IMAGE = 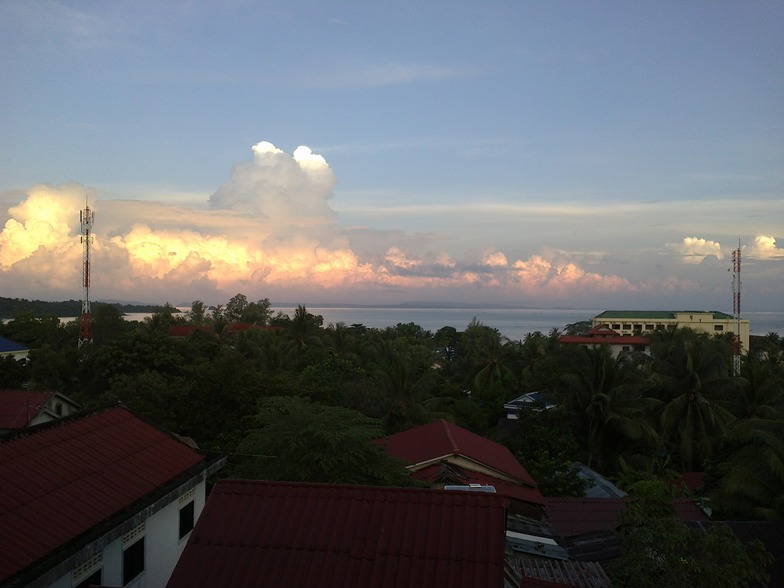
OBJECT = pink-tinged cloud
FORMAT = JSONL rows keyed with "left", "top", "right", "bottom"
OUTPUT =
{"left": 3, "top": 141, "right": 775, "bottom": 308}
{"left": 510, "top": 254, "right": 635, "bottom": 298}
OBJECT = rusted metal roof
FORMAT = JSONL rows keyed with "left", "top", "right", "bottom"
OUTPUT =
{"left": 379, "top": 420, "right": 538, "bottom": 487}
{"left": 0, "top": 406, "right": 207, "bottom": 584}
{"left": 167, "top": 479, "right": 510, "bottom": 588}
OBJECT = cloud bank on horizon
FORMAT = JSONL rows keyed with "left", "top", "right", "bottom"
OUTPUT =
{"left": 1, "top": 141, "right": 781, "bottom": 310}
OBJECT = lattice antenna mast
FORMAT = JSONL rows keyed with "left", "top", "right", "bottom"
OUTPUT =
{"left": 78, "top": 201, "right": 95, "bottom": 347}
{"left": 732, "top": 240, "right": 741, "bottom": 376}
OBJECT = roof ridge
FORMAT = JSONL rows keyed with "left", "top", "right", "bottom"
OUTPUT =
{"left": 440, "top": 419, "right": 459, "bottom": 455}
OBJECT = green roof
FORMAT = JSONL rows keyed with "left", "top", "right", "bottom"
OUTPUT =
{"left": 594, "top": 310, "right": 734, "bottom": 320}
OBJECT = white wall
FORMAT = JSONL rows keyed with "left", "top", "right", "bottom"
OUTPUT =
{"left": 43, "top": 480, "right": 206, "bottom": 588}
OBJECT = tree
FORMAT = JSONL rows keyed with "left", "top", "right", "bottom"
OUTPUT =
{"left": 504, "top": 405, "right": 587, "bottom": 497}
{"left": 607, "top": 481, "right": 772, "bottom": 588}
{"left": 650, "top": 329, "right": 739, "bottom": 471}
{"left": 225, "top": 293, "right": 249, "bottom": 323}
{"left": 709, "top": 418, "right": 784, "bottom": 521}
{"left": 561, "top": 345, "right": 659, "bottom": 471}
{"left": 232, "top": 396, "right": 415, "bottom": 486}
{"left": 0, "top": 355, "right": 29, "bottom": 388}
{"left": 188, "top": 300, "right": 208, "bottom": 326}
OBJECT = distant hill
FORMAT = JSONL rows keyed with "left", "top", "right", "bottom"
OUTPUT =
{"left": 0, "top": 297, "right": 174, "bottom": 319}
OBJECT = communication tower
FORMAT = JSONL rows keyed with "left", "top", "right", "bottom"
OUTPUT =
{"left": 78, "top": 201, "right": 95, "bottom": 347}
{"left": 732, "top": 241, "right": 741, "bottom": 376}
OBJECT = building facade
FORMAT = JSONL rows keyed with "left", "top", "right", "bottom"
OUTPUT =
{"left": 591, "top": 310, "right": 749, "bottom": 353}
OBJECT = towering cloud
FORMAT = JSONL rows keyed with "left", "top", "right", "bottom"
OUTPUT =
{"left": 3, "top": 140, "right": 748, "bottom": 307}
{"left": 209, "top": 141, "right": 337, "bottom": 224}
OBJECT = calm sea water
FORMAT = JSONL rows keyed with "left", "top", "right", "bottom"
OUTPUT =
{"left": 264, "top": 306, "right": 784, "bottom": 340}
{"left": 105, "top": 307, "right": 783, "bottom": 340}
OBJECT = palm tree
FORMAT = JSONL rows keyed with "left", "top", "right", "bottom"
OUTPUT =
{"left": 649, "top": 328, "right": 739, "bottom": 471}
{"left": 561, "top": 345, "right": 659, "bottom": 471}
{"left": 710, "top": 418, "right": 784, "bottom": 521}
{"left": 372, "top": 338, "right": 448, "bottom": 433}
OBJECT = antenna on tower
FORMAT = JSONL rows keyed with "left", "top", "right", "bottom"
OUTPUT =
{"left": 78, "top": 198, "right": 95, "bottom": 347}
{"left": 732, "top": 240, "right": 741, "bottom": 376}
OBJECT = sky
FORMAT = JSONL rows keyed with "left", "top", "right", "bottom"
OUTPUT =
{"left": 1, "top": 0, "right": 782, "bottom": 311}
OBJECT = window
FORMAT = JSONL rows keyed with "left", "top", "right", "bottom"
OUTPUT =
{"left": 179, "top": 500, "right": 195, "bottom": 539}
{"left": 123, "top": 537, "right": 144, "bottom": 585}
{"left": 611, "top": 323, "right": 621, "bottom": 330}
{"left": 74, "top": 569, "right": 101, "bottom": 588}
{"left": 645, "top": 324, "right": 654, "bottom": 331}
{"left": 714, "top": 325, "right": 724, "bottom": 332}
{"left": 622, "top": 324, "right": 631, "bottom": 330}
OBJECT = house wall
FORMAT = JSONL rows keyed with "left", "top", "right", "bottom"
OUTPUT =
{"left": 40, "top": 480, "right": 206, "bottom": 588}
{"left": 591, "top": 312, "right": 750, "bottom": 353}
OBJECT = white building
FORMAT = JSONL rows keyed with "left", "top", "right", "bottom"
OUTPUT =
{"left": 0, "top": 406, "right": 225, "bottom": 588}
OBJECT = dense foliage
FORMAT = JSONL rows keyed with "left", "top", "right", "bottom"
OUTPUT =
{"left": 607, "top": 481, "right": 772, "bottom": 587}
{"left": 2, "top": 295, "right": 783, "bottom": 524}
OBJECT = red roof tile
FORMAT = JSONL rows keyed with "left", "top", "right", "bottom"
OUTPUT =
{"left": 167, "top": 479, "right": 510, "bottom": 588}
{"left": 544, "top": 497, "right": 708, "bottom": 537}
{"left": 0, "top": 407, "right": 206, "bottom": 583}
{"left": 0, "top": 390, "right": 53, "bottom": 429}
{"left": 379, "top": 420, "right": 537, "bottom": 487}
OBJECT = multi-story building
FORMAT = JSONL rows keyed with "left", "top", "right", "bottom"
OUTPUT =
{"left": 591, "top": 310, "right": 749, "bottom": 353}
{"left": 0, "top": 406, "right": 225, "bottom": 588}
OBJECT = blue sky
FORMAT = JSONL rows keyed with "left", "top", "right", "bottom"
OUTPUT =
{"left": 1, "top": 1, "right": 782, "bottom": 311}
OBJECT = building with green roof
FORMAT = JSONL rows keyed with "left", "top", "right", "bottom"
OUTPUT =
{"left": 591, "top": 310, "right": 749, "bottom": 353}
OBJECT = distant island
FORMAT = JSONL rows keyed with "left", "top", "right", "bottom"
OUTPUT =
{"left": 0, "top": 297, "right": 175, "bottom": 320}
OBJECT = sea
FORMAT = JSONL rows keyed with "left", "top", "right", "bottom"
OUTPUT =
{"left": 118, "top": 306, "right": 784, "bottom": 341}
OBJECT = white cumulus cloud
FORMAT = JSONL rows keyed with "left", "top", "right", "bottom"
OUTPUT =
{"left": 666, "top": 237, "right": 724, "bottom": 264}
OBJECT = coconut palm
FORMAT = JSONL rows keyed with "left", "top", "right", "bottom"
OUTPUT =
{"left": 649, "top": 329, "right": 739, "bottom": 471}
{"left": 710, "top": 418, "right": 784, "bottom": 521}
{"left": 561, "top": 345, "right": 660, "bottom": 471}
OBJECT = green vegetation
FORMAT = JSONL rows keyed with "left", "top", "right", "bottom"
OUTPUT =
{"left": 2, "top": 295, "right": 783, "bottom": 581}
{"left": 0, "top": 296, "right": 172, "bottom": 320}
{"left": 2, "top": 296, "right": 782, "bottom": 511}
{"left": 607, "top": 481, "right": 772, "bottom": 587}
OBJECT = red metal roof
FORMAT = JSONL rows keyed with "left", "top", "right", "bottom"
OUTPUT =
{"left": 412, "top": 463, "right": 546, "bottom": 506}
{"left": 167, "top": 479, "right": 510, "bottom": 588}
{"left": 544, "top": 497, "right": 708, "bottom": 537}
{"left": 0, "top": 390, "right": 53, "bottom": 429}
{"left": 0, "top": 407, "right": 206, "bottom": 583}
{"left": 379, "top": 420, "right": 538, "bottom": 487}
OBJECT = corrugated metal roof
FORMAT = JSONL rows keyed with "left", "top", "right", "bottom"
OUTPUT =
{"left": 0, "top": 390, "right": 52, "bottom": 429}
{"left": 0, "top": 406, "right": 206, "bottom": 583}
{"left": 545, "top": 497, "right": 708, "bottom": 537}
{"left": 379, "top": 420, "right": 538, "bottom": 487}
{"left": 167, "top": 479, "right": 510, "bottom": 588}
{"left": 412, "top": 463, "right": 546, "bottom": 506}
{"left": 513, "top": 559, "right": 613, "bottom": 588}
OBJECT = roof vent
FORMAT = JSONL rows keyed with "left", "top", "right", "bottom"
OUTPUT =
{"left": 443, "top": 484, "right": 496, "bottom": 493}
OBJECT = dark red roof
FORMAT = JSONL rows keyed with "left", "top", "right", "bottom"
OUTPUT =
{"left": 0, "top": 390, "right": 53, "bottom": 429}
{"left": 544, "top": 497, "right": 708, "bottom": 537}
{"left": 412, "top": 463, "right": 546, "bottom": 506}
{"left": 379, "top": 420, "right": 538, "bottom": 487}
{"left": 167, "top": 479, "right": 510, "bottom": 588}
{"left": 0, "top": 407, "right": 206, "bottom": 583}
